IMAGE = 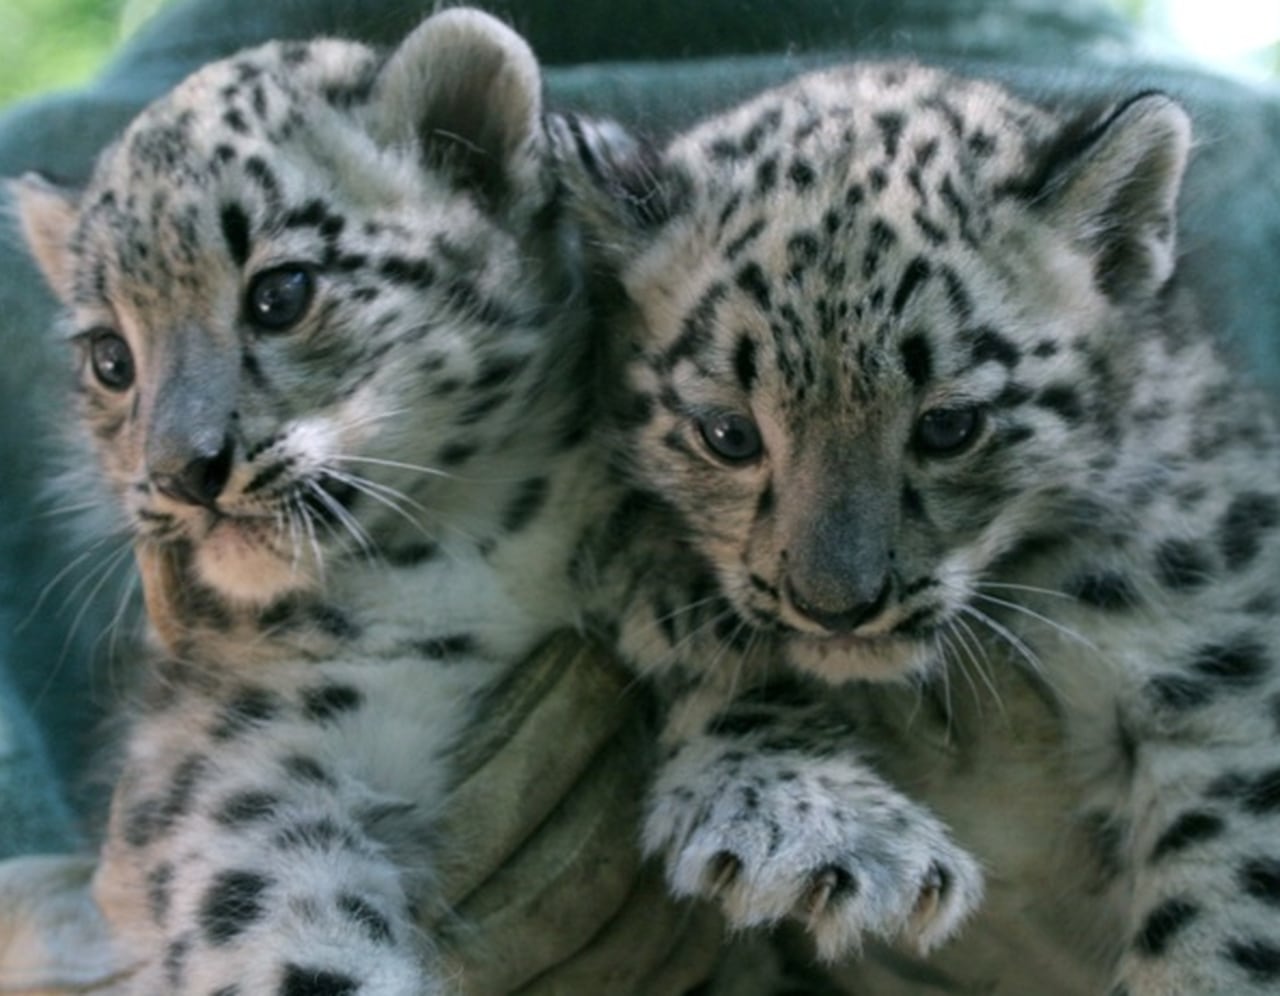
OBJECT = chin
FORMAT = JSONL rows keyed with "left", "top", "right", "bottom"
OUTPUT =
{"left": 783, "top": 631, "right": 934, "bottom": 684}
{"left": 193, "top": 519, "right": 320, "bottom": 605}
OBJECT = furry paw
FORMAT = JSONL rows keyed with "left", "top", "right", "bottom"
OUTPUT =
{"left": 643, "top": 744, "right": 983, "bottom": 959}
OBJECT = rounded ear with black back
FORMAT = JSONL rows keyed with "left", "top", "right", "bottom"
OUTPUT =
{"left": 369, "top": 8, "right": 549, "bottom": 217}
{"left": 1034, "top": 92, "right": 1191, "bottom": 301}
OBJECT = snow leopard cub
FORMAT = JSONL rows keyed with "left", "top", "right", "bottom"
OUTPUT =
{"left": 14, "top": 10, "right": 608, "bottom": 994}
{"left": 562, "top": 63, "right": 1280, "bottom": 993}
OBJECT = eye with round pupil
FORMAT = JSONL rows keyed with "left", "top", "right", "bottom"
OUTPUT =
{"left": 88, "top": 330, "right": 135, "bottom": 392}
{"left": 698, "top": 412, "right": 763, "bottom": 463}
{"left": 246, "top": 265, "right": 314, "bottom": 331}
{"left": 914, "top": 405, "right": 984, "bottom": 456}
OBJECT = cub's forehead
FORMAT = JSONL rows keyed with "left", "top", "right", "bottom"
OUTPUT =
{"left": 668, "top": 61, "right": 1053, "bottom": 192}
{"left": 92, "top": 38, "right": 378, "bottom": 196}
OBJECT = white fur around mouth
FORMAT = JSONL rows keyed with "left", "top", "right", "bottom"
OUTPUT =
{"left": 194, "top": 516, "right": 318, "bottom": 605}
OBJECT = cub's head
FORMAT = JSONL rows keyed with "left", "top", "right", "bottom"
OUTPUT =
{"left": 16, "top": 10, "right": 580, "bottom": 609}
{"left": 563, "top": 65, "right": 1190, "bottom": 682}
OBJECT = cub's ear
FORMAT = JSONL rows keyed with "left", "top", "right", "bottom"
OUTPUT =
{"left": 9, "top": 172, "right": 80, "bottom": 303}
{"left": 549, "top": 112, "right": 685, "bottom": 264}
{"left": 1036, "top": 92, "right": 1191, "bottom": 301}
{"left": 371, "top": 7, "right": 547, "bottom": 211}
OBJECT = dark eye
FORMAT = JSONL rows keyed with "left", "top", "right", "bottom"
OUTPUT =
{"left": 698, "top": 412, "right": 763, "bottom": 464}
{"left": 87, "top": 329, "right": 135, "bottom": 392}
{"left": 914, "top": 405, "right": 985, "bottom": 457}
{"left": 246, "top": 265, "right": 314, "bottom": 331}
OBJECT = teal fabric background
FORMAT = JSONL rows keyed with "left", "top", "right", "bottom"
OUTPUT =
{"left": 0, "top": 0, "right": 1276, "bottom": 858}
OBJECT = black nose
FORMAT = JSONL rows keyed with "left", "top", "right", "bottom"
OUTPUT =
{"left": 152, "top": 435, "right": 235, "bottom": 508}
{"left": 787, "top": 575, "right": 891, "bottom": 634}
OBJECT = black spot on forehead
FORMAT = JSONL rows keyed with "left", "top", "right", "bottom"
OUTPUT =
{"left": 899, "top": 332, "right": 933, "bottom": 388}
{"left": 220, "top": 203, "right": 251, "bottom": 268}
{"left": 734, "top": 334, "right": 758, "bottom": 391}
{"left": 891, "top": 256, "right": 931, "bottom": 316}
{"left": 874, "top": 111, "right": 905, "bottom": 158}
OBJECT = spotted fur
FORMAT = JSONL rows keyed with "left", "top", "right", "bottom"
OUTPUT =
{"left": 14, "top": 11, "right": 609, "bottom": 994}
{"left": 560, "top": 63, "right": 1280, "bottom": 993}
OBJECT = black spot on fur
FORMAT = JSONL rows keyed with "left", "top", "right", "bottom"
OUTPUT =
{"left": 1133, "top": 897, "right": 1199, "bottom": 956}
{"left": 755, "top": 156, "right": 778, "bottom": 194}
{"left": 199, "top": 869, "right": 271, "bottom": 945}
{"left": 379, "top": 255, "right": 435, "bottom": 289}
{"left": 282, "top": 755, "right": 336, "bottom": 787}
{"left": 302, "top": 684, "right": 364, "bottom": 723}
{"left": 899, "top": 332, "right": 933, "bottom": 387}
{"left": 280, "top": 964, "right": 360, "bottom": 996}
{"left": 502, "top": 477, "right": 549, "bottom": 534}
{"left": 439, "top": 442, "right": 478, "bottom": 467}
{"left": 734, "top": 334, "right": 758, "bottom": 391}
{"left": 1154, "top": 539, "right": 1212, "bottom": 591}
{"left": 1036, "top": 384, "right": 1085, "bottom": 423}
{"left": 891, "top": 256, "right": 931, "bottom": 316}
{"left": 1067, "top": 571, "right": 1139, "bottom": 611}
{"left": 146, "top": 862, "right": 174, "bottom": 925}
{"left": 220, "top": 203, "right": 251, "bottom": 267}
{"left": 1219, "top": 492, "right": 1279, "bottom": 571}
{"left": 1191, "top": 635, "right": 1269, "bottom": 687}
{"left": 1209, "top": 767, "right": 1280, "bottom": 814}
{"left": 1147, "top": 674, "right": 1213, "bottom": 711}
{"left": 874, "top": 112, "right": 905, "bottom": 158}
{"left": 211, "top": 686, "right": 283, "bottom": 741}
{"left": 1149, "top": 810, "right": 1225, "bottom": 863}
{"left": 970, "top": 327, "right": 1020, "bottom": 368}
{"left": 735, "top": 262, "right": 772, "bottom": 311}
{"left": 309, "top": 603, "right": 360, "bottom": 641}
{"left": 243, "top": 155, "right": 281, "bottom": 207}
{"left": 222, "top": 108, "right": 249, "bottom": 134}
{"left": 862, "top": 218, "right": 896, "bottom": 278}
{"left": 724, "top": 218, "right": 766, "bottom": 261}
{"left": 413, "top": 634, "right": 476, "bottom": 660}
{"left": 787, "top": 158, "right": 816, "bottom": 189}
{"left": 337, "top": 894, "right": 393, "bottom": 945}
{"left": 216, "top": 790, "right": 281, "bottom": 826}
{"left": 1225, "top": 939, "right": 1280, "bottom": 983}
{"left": 664, "top": 281, "right": 728, "bottom": 370}
{"left": 1240, "top": 858, "right": 1280, "bottom": 907}
{"left": 164, "top": 935, "right": 190, "bottom": 988}
{"left": 123, "top": 755, "right": 210, "bottom": 848}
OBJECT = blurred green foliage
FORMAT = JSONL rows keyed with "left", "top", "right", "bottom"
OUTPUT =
{"left": 0, "top": 0, "right": 171, "bottom": 107}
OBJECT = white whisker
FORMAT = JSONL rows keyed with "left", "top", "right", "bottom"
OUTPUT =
{"left": 971, "top": 592, "right": 1098, "bottom": 652}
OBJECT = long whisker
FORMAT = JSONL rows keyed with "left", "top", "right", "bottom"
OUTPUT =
{"left": 38, "top": 538, "right": 135, "bottom": 708}
{"left": 958, "top": 604, "right": 1057, "bottom": 695}
{"left": 304, "top": 479, "right": 378, "bottom": 563}
{"left": 321, "top": 470, "right": 437, "bottom": 543}
{"left": 331, "top": 454, "right": 458, "bottom": 481}
{"left": 971, "top": 592, "right": 1098, "bottom": 652}
{"left": 950, "top": 617, "right": 1005, "bottom": 714}
{"left": 974, "top": 580, "right": 1078, "bottom": 602}
{"left": 18, "top": 532, "right": 120, "bottom": 632}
